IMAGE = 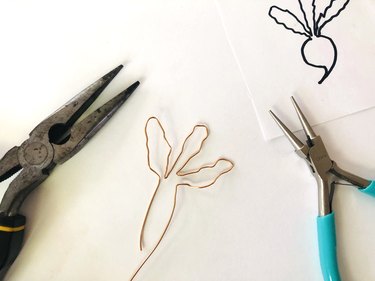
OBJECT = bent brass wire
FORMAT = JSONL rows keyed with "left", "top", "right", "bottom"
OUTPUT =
{"left": 130, "top": 117, "right": 234, "bottom": 281}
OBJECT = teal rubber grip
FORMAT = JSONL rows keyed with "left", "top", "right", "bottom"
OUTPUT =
{"left": 360, "top": 180, "right": 375, "bottom": 197}
{"left": 317, "top": 213, "right": 341, "bottom": 281}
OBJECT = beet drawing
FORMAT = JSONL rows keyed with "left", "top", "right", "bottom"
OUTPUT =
{"left": 269, "top": 0, "right": 350, "bottom": 84}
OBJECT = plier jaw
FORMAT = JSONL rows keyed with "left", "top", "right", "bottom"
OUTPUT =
{"left": 270, "top": 96, "right": 370, "bottom": 216}
{"left": 0, "top": 65, "right": 140, "bottom": 217}
{"left": 0, "top": 65, "right": 140, "bottom": 279}
{"left": 270, "top": 98, "right": 333, "bottom": 216}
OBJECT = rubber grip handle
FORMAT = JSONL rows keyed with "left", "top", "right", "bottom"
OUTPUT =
{"left": 360, "top": 180, "right": 375, "bottom": 197}
{"left": 0, "top": 215, "right": 26, "bottom": 280}
{"left": 317, "top": 213, "right": 341, "bottom": 281}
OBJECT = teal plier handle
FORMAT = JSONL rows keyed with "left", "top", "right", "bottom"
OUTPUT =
{"left": 317, "top": 181, "right": 375, "bottom": 281}
{"left": 360, "top": 180, "right": 375, "bottom": 197}
{"left": 317, "top": 213, "right": 341, "bottom": 281}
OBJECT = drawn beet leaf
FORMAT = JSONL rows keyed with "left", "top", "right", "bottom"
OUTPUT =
{"left": 269, "top": 0, "right": 350, "bottom": 84}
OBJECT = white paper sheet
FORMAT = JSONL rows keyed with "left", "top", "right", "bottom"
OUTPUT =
{"left": 216, "top": 0, "right": 375, "bottom": 140}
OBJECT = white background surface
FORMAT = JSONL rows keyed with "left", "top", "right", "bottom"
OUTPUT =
{"left": 0, "top": 1, "right": 374, "bottom": 281}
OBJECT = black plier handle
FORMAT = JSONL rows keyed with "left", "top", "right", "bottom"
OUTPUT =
{"left": 0, "top": 215, "right": 25, "bottom": 279}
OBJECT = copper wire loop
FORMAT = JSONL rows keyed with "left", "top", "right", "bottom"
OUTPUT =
{"left": 129, "top": 117, "right": 234, "bottom": 281}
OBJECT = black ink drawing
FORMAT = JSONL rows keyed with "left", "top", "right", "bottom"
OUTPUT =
{"left": 269, "top": 0, "right": 350, "bottom": 84}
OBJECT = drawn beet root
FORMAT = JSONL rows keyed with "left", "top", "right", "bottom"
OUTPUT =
{"left": 269, "top": 0, "right": 350, "bottom": 84}
{"left": 301, "top": 35, "right": 337, "bottom": 84}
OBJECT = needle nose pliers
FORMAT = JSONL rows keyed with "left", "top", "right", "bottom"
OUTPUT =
{"left": 270, "top": 97, "right": 375, "bottom": 281}
{"left": 0, "top": 65, "right": 139, "bottom": 279}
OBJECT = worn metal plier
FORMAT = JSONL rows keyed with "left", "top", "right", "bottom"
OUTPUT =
{"left": 0, "top": 65, "right": 139, "bottom": 278}
{"left": 270, "top": 97, "right": 375, "bottom": 281}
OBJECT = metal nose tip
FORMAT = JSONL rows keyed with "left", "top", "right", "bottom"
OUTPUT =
{"left": 102, "top": 65, "right": 124, "bottom": 81}
{"left": 269, "top": 110, "right": 305, "bottom": 151}
{"left": 290, "top": 96, "right": 316, "bottom": 140}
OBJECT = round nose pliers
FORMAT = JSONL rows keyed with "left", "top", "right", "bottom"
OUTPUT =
{"left": 270, "top": 97, "right": 375, "bottom": 281}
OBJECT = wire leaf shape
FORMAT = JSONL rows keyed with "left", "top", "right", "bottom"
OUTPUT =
{"left": 129, "top": 117, "right": 234, "bottom": 281}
